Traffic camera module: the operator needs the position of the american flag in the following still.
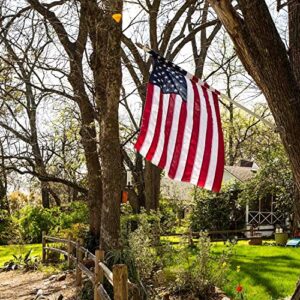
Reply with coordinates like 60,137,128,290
135,51,224,192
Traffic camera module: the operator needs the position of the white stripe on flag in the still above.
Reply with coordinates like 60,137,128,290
204,89,219,190
139,86,161,157
151,94,170,165
164,95,182,173
190,84,208,185
174,78,194,180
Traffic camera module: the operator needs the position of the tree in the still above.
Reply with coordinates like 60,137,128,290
25,0,103,242
207,0,300,192
84,0,124,250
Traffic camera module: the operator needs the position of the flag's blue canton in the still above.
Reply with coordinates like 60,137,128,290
149,52,188,101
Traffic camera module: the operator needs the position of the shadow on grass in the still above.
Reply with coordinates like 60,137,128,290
230,255,300,299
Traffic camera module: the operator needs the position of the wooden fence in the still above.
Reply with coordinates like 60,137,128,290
42,233,139,300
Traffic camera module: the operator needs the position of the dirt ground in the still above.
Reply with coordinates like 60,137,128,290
0,270,77,300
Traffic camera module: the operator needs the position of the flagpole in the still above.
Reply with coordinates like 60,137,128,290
136,43,276,130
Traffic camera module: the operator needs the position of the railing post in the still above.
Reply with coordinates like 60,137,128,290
42,231,46,263
76,239,83,286
67,234,72,269
94,249,104,300
113,264,128,300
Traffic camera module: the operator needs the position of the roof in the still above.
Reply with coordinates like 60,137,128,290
224,166,255,183
160,165,257,201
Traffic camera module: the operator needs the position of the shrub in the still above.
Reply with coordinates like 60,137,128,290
159,199,177,234
16,202,88,243
18,206,60,243
190,182,244,232
128,215,158,282
2,249,40,271
107,205,161,285
0,210,21,245
59,201,89,229
172,233,233,298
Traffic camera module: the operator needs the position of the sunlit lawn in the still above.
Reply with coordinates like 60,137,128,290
0,244,42,267
162,237,300,300
1,239,300,299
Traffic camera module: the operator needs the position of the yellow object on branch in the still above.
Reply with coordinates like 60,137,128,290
112,13,122,23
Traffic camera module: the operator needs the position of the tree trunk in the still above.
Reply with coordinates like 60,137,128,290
288,1,300,239
70,70,103,245
0,179,8,211
41,182,50,208
86,0,123,250
208,0,300,195
144,161,161,211
99,1,123,250
288,0,300,86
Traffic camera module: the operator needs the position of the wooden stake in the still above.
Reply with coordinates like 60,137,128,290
67,234,72,268
113,264,128,300
94,249,105,300
42,231,46,263
76,239,83,286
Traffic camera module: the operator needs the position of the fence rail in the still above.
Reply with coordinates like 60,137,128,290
42,232,139,300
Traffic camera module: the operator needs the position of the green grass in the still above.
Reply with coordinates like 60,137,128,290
218,241,300,300
163,238,300,300
0,244,42,266
1,240,299,299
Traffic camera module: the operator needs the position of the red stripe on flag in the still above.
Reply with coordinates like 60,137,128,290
197,87,213,187
181,82,201,182
158,94,176,169
168,101,187,179
212,92,224,192
135,83,154,151
146,92,163,161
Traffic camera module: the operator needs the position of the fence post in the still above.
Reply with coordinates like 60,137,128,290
113,264,128,300
42,231,46,263
67,234,72,269
94,250,104,300
76,239,83,286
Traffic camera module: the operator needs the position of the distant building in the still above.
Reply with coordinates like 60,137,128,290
160,160,287,236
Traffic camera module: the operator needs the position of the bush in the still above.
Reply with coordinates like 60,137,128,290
106,205,161,286
0,210,21,245
159,199,177,234
16,201,88,243
17,206,60,243
128,215,159,282
172,233,233,298
190,182,244,232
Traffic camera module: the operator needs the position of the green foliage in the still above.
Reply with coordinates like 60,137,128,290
18,206,60,243
172,233,233,298
0,209,21,245
2,249,40,272
238,136,294,220
159,198,178,234
190,182,244,232
15,202,88,243
128,214,159,282
106,205,161,286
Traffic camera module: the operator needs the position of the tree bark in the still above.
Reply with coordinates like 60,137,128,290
208,0,300,192
144,161,161,211
86,0,123,250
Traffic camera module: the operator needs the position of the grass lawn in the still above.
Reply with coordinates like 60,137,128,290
0,244,42,267
1,240,299,299
162,237,300,300
215,241,300,300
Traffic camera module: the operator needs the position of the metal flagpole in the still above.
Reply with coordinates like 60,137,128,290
136,43,276,130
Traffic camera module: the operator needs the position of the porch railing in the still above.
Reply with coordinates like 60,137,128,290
248,211,284,225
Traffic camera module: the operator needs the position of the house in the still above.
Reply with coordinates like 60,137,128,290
224,161,288,237
160,160,287,237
